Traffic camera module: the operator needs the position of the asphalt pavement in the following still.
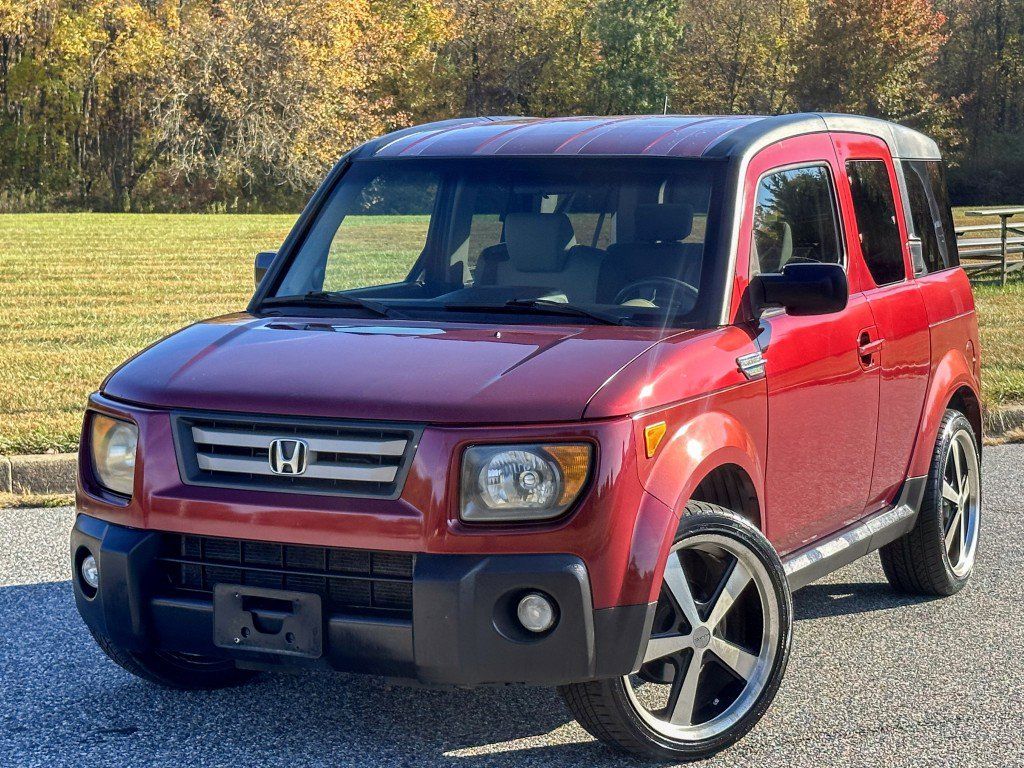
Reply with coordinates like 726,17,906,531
2,444,1022,767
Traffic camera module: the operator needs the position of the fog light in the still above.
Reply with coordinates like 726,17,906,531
81,554,99,590
517,592,556,633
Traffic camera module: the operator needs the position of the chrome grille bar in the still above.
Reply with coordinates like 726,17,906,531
195,453,400,482
174,412,420,498
191,426,407,456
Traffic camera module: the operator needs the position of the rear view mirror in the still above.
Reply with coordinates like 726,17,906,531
750,262,848,317
255,251,277,288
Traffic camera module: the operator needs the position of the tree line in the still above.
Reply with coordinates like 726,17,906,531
0,0,1020,212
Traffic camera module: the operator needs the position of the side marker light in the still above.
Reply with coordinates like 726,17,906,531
644,422,667,458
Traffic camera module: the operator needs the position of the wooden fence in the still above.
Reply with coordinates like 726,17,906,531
956,207,1024,285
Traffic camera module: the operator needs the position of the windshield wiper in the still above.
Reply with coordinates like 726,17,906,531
443,298,628,326
506,298,631,325
261,291,394,318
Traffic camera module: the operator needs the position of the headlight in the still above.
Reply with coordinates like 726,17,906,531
460,443,591,522
89,414,138,497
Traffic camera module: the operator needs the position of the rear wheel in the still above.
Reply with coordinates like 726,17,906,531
560,502,792,761
880,410,981,596
88,627,256,689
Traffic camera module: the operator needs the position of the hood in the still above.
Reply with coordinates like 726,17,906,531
102,313,689,424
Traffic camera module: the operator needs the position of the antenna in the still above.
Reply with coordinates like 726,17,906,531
663,94,669,115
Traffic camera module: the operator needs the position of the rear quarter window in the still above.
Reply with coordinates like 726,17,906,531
901,160,960,273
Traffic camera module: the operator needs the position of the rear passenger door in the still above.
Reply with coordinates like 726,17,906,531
831,135,931,509
739,135,880,554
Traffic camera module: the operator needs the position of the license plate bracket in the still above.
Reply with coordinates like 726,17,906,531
213,584,323,658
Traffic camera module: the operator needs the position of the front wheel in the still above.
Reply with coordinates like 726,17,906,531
560,502,792,761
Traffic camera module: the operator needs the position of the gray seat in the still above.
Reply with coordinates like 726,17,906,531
475,213,604,303
602,203,703,296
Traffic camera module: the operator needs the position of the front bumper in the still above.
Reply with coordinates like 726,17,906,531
72,514,655,687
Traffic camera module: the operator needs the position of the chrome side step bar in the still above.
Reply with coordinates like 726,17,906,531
782,476,927,591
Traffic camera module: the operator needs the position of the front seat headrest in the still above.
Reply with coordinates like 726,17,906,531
634,203,694,243
504,212,575,272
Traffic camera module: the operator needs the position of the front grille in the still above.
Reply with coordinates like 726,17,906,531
172,413,420,498
157,533,414,618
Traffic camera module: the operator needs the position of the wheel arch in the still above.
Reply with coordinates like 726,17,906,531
689,464,762,531
908,348,981,477
948,385,982,449
636,408,766,523
632,409,767,604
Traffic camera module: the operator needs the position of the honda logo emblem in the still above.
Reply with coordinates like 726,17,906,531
268,438,309,475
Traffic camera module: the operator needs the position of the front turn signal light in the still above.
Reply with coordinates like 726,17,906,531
644,421,667,458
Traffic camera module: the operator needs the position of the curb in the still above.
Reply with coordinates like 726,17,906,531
0,453,77,495
985,405,1024,437
2,405,1023,498
0,455,11,493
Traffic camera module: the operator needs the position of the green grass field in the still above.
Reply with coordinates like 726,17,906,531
0,214,295,454
1,211,1021,455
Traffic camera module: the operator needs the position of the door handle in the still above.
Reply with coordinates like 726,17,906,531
858,330,883,368
859,338,883,356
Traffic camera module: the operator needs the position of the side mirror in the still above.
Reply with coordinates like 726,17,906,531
254,251,277,288
750,262,848,318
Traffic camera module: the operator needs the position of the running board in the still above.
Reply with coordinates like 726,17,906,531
782,477,927,591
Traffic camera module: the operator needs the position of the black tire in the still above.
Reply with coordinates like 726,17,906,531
559,502,792,762
880,409,981,596
88,626,257,690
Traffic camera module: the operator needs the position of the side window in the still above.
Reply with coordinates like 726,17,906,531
750,165,842,276
902,162,939,274
846,160,905,285
901,160,959,273
925,162,960,268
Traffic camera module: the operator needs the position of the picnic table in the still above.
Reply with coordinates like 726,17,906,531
957,207,1024,285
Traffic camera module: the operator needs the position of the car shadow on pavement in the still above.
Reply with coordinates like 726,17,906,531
793,581,941,621
2,576,943,766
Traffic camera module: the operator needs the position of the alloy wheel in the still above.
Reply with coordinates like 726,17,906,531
624,532,780,742
941,428,981,578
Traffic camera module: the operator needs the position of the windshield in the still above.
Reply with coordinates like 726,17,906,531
264,157,728,328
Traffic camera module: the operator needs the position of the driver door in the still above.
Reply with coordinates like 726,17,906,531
738,135,881,554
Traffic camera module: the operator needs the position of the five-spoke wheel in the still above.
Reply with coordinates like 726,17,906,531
881,409,982,596
626,530,780,740
560,502,792,761
940,426,981,578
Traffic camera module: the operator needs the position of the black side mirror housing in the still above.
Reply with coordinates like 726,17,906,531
254,251,277,288
750,262,848,318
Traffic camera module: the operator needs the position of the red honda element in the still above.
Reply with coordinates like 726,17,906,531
73,114,982,761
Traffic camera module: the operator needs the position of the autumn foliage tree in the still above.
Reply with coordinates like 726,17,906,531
431,0,596,117
793,0,950,131
152,0,457,209
673,0,809,115
0,1,175,210
0,0,1020,209
584,0,680,115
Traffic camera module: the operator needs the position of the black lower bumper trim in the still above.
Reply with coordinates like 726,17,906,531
72,514,654,687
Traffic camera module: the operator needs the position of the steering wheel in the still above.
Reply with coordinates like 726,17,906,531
614,277,698,310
